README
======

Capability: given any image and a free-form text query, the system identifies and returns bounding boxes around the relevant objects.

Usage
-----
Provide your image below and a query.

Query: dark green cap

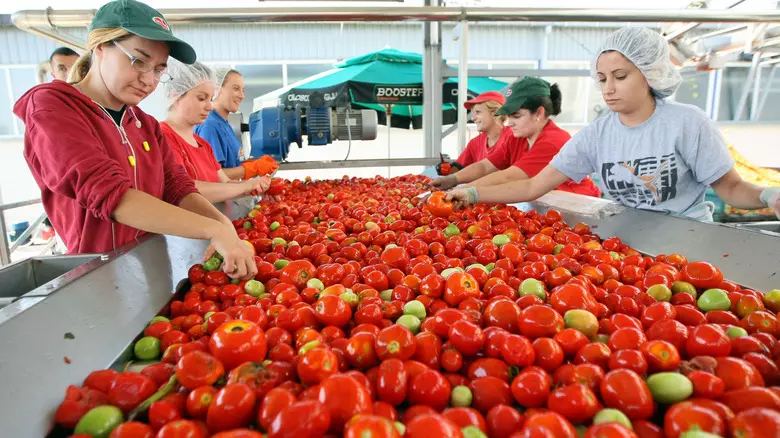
[496,76,551,115]
[90,0,196,64]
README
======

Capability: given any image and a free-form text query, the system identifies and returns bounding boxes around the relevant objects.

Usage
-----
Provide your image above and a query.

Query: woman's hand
[445,187,479,210]
[762,187,780,219]
[204,224,257,280]
[244,176,271,196]
[430,174,459,190]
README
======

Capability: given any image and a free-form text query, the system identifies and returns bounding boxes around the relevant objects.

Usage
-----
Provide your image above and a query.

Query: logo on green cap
[153,17,169,31]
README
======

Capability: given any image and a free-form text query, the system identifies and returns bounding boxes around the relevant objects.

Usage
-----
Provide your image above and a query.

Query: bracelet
[759,187,780,206]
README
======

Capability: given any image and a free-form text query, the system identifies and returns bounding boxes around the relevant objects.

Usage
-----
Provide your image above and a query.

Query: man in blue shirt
[195,68,245,169]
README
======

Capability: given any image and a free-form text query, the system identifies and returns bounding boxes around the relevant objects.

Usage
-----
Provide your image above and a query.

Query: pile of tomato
[53,174,780,438]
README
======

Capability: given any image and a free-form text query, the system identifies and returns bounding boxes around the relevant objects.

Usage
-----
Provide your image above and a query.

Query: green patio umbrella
[278,48,508,129]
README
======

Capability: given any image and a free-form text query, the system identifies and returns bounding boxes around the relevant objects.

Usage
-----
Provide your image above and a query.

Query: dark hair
[519,83,563,117]
[49,47,79,62]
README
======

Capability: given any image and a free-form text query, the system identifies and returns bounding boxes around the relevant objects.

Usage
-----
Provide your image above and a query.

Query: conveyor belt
[0,193,778,437]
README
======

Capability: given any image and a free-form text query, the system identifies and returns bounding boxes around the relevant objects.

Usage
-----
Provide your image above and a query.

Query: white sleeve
[550,126,597,183]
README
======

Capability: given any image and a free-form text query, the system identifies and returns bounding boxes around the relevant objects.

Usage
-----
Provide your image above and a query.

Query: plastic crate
[705,188,726,220]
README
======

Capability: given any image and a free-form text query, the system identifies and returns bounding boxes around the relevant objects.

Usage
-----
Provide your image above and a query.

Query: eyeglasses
[113,41,173,83]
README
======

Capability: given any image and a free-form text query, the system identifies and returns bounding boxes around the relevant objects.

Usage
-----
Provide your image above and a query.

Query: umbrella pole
[386,104,392,176]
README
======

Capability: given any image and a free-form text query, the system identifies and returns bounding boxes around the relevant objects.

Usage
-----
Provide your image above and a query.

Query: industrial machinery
[248,92,378,161]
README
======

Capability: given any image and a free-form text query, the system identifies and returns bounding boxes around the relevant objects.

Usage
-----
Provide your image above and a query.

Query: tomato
[209,321,267,370]
[257,388,296,431]
[720,387,780,413]
[519,305,564,338]
[83,369,119,393]
[54,385,108,429]
[469,376,512,414]
[108,372,157,414]
[374,324,416,361]
[583,423,638,438]
[226,362,281,400]
[554,329,589,358]
[449,320,485,356]
[109,421,154,438]
[486,404,524,438]
[441,407,487,432]
[404,413,464,438]
[608,349,648,375]
[523,411,577,438]
[680,261,723,289]
[376,358,408,406]
[741,311,778,334]
[314,295,352,327]
[664,401,725,438]
[631,420,663,438]
[268,400,331,438]
[266,178,285,196]
[608,327,647,351]
[646,319,688,352]
[317,374,373,433]
[149,400,182,431]
[641,340,681,372]
[380,246,410,271]
[483,300,522,333]
[532,337,564,372]
[600,369,654,421]
[206,384,256,433]
[185,386,216,419]
[511,367,552,408]
[730,407,780,438]
[714,356,765,391]
[547,383,599,424]
[574,342,612,370]
[426,192,454,218]
[686,324,730,357]
[156,420,206,438]
[408,369,452,411]
[344,414,400,438]
[443,272,480,307]
[176,351,224,390]
[297,347,339,386]
[468,357,511,381]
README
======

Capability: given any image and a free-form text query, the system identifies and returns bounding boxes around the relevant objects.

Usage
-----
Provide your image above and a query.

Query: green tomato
[461,426,488,438]
[697,288,731,312]
[672,281,698,298]
[396,315,421,334]
[519,278,546,301]
[203,257,222,272]
[441,267,464,279]
[242,221,252,230]
[148,316,170,325]
[552,244,564,255]
[726,326,749,339]
[404,300,427,319]
[244,279,266,297]
[212,251,224,261]
[592,408,632,429]
[466,263,487,273]
[679,432,723,438]
[74,405,123,438]
[203,311,215,321]
[307,278,325,291]
[269,221,281,231]
[134,336,161,361]
[564,309,599,339]
[394,422,406,436]
[492,234,510,247]
[444,224,460,237]
[380,289,393,302]
[485,263,495,272]
[450,385,473,407]
[646,284,672,302]
[271,237,288,248]
[340,291,359,308]
[646,372,693,404]
[298,340,322,355]
[230,278,241,285]
[274,259,290,270]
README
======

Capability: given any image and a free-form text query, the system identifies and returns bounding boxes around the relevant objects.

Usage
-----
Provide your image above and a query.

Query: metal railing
[0,198,48,266]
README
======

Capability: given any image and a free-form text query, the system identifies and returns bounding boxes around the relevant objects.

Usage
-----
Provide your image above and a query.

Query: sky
[3,0,778,16]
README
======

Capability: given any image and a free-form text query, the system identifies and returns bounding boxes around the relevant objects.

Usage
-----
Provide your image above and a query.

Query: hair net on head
[165,59,217,108]
[593,27,682,99]
[214,67,240,98]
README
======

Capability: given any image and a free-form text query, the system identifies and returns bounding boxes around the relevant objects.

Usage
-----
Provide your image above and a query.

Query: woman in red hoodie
[14,0,257,279]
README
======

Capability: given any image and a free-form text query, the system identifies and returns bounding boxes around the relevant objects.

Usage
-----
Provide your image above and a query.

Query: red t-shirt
[487,121,601,197]
[161,122,222,183]
[457,126,514,167]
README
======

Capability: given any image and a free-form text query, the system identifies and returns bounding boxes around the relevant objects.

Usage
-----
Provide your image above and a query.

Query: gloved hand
[430,174,459,190]
[445,187,479,210]
[760,187,780,218]
[436,161,463,176]
[240,156,279,179]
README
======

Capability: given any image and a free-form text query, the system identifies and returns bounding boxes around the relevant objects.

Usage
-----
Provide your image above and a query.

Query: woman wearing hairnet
[161,60,271,202]
[446,27,780,220]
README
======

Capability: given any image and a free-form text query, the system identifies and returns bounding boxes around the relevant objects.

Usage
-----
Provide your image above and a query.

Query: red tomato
[186,386,216,419]
[317,374,373,433]
[149,400,182,431]
[176,351,225,390]
[599,369,654,421]
[297,347,339,386]
[314,295,352,327]
[226,361,281,401]
[449,320,485,356]
[443,272,480,307]
[83,369,119,393]
[522,411,577,438]
[714,356,765,391]
[547,383,599,424]
[156,420,206,438]
[641,340,681,372]
[267,400,331,438]
[257,388,296,431]
[208,320,267,370]
[519,305,564,338]
[344,414,400,438]
[108,372,157,414]
[469,376,513,414]
[279,260,316,290]
[583,423,638,438]
[687,370,725,399]
[510,367,552,408]
[206,384,256,433]
[54,386,109,430]
[686,324,731,357]
[408,369,452,411]
[533,337,565,372]
[664,401,725,438]
[680,261,723,289]
[720,387,780,413]
[109,421,154,438]
[441,407,487,432]
[486,404,525,438]
[376,358,408,406]
[730,407,780,438]
[426,192,454,218]
[404,413,464,438]
[375,324,416,361]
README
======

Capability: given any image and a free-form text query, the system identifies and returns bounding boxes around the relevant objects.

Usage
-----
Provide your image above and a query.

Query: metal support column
[755,64,777,120]
[734,51,762,121]
[750,64,763,120]
[457,20,469,155]
[423,0,442,159]
[712,69,723,121]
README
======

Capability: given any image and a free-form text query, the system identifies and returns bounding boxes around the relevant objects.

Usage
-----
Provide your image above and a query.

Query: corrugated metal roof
[0,22,623,65]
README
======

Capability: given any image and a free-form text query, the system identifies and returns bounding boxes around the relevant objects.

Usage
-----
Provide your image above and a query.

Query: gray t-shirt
[550,100,734,221]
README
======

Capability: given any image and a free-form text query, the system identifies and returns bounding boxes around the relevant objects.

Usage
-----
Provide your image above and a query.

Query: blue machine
[248,104,303,161]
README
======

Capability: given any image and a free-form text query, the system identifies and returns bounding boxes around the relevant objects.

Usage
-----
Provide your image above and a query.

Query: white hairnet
[593,27,682,99]
[165,59,217,108]
[214,67,240,98]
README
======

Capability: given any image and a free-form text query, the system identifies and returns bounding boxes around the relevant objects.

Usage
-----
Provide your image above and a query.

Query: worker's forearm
[223,167,246,181]
[112,189,223,240]
[194,180,248,204]
[715,181,764,209]
[178,192,234,227]
[473,179,537,204]
[467,167,529,189]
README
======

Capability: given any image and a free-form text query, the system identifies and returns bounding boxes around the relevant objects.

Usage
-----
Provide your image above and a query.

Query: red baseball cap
[464,91,506,110]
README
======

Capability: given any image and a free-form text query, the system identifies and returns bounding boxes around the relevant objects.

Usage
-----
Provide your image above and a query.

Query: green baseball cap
[90,0,196,64]
[496,76,551,115]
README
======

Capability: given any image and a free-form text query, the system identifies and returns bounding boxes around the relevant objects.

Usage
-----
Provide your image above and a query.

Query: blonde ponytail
[482,99,508,125]
[67,28,132,83]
